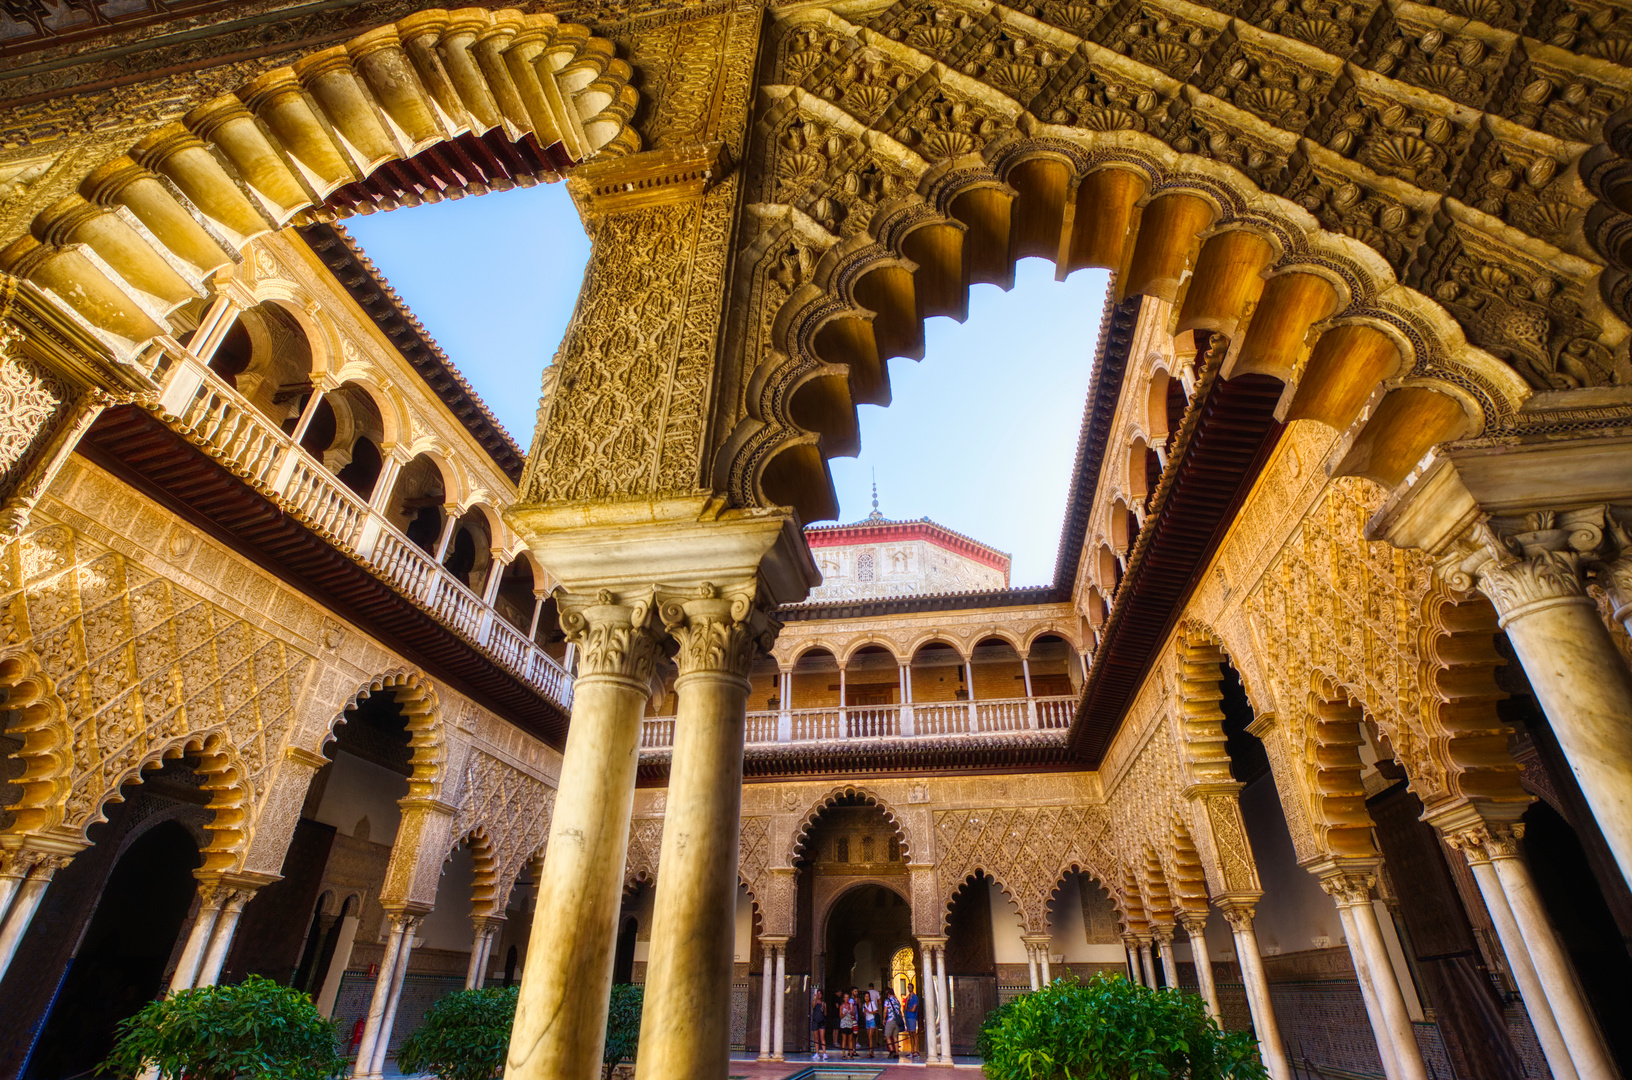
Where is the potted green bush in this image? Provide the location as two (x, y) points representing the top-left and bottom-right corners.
(979, 972), (1267, 1080)
(396, 987), (519, 1080)
(101, 975), (344, 1080)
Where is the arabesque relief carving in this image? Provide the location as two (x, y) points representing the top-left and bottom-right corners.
(0, 524), (314, 865)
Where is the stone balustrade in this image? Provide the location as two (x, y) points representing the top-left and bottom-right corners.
(638, 694), (1077, 751)
(154, 353), (574, 712)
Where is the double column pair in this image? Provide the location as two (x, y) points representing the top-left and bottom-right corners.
(916, 937), (953, 1063)
(506, 581), (778, 1080)
(1435, 808), (1618, 1080)
(0, 843), (75, 980)
(354, 910), (423, 1080)
(1021, 934), (1052, 989)
(755, 938), (786, 1060)
(168, 876), (260, 993)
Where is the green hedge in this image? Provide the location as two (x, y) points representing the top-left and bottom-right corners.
(978, 973), (1268, 1080)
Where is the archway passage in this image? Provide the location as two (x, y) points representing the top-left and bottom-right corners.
(824, 883), (913, 999)
(26, 820), (200, 1080)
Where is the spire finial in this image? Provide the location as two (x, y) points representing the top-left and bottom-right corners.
(872, 470), (879, 514)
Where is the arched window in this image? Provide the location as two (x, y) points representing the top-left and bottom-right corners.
(837, 836), (850, 862)
(888, 837), (901, 861)
(857, 552), (875, 582)
(862, 835), (875, 862)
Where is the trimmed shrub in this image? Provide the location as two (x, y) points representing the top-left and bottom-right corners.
(100, 975), (344, 1080)
(396, 987), (519, 1080)
(979, 972), (1267, 1080)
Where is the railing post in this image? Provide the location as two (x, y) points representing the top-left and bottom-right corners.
(1022, 657), (1038, 728)
(158, 356), (208, 417)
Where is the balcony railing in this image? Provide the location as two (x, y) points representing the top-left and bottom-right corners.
(156, 356), (574, 712)
(638, 695), (1078, 751)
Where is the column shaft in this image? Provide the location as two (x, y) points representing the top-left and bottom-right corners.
(1040, 949), (1052, 986)
(1026, 945), (1039, 990)
(317, 913), (361, 1018)
(1462, 858), (1577, 1080)
(1156, 936), (1178, 991)
(353, 919), (405, 1078)
(508, 652), (650, 1080)
(1347, 899), (1426, 1080)
(1335, 903), (1403, 1080)
(1499, 599), (1632, 887)
(935, 946), (952, 1061)
(196, 892), (250, 987)
(1139, 943), (1157, 989)
(1182, 920), (1222, 1022)
(1490, 853), (1619, 1080)
(467, 924), (488, 990)
(757, 949), (773, 1060)
(634, 666), (750, 1080)
(1228, 914), (1290, 1080)
(921, 947), (940, 1063)
(368, 926), (417, 1078)
(772, 946), (787, 1060)
(169, 892), (224, 992)
(0, 876), (49, 980)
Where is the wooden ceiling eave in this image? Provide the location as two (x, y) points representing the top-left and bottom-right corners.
(636, 732), (1078, 784)
(77, 404), (571, 747)
(1068, 369), (1286, 764)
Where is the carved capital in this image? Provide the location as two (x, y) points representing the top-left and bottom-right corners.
(0, 846), (71, 881)
(658, 579), (781, 679)
(1316, 867), (1377, 906)
(1437, 508), (1607, 622)
(1216, 897), (1259, 930)
(1593, 506), (1632, 619)
(1442, 820), (1525, 863)
(1149, 925), (1175, 947)
(557, 587), (665, 683)
(1177, 911), (1210, 938)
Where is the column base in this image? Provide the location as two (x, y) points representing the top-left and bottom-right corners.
(769, 1054), (785, 1062)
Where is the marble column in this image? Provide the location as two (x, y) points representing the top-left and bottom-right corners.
(1178, 914), (1221, 1021)
(1475, 822), (1617, 1080)
(196, 886), (254, 987)
(757, 944), (774, 1060)
(353, 912), (410, 1079)
(467, 917), (498, 989)
(507, 590), (664, 1080)
(1440, 510), (1632, 886)
(1220, 900), (1290, 1080)
(316, 909), (361, 1018)
(635, 582), (772, 1080)
(1438, 822), (1577, 1080)
(1153, 927), (1179, 991)
(0, 849), (66, 981)
(1319, 870), (1420, 1080)
(920, 939), (942, 1063)
(367, 914), (420, 1080)
(1025, 942), (1040, 990)
(1123, 938), (1142, 985)
(935, 944), (953, 1062)
(1039, 947), (1052, 986)
(772, 943), (787, 1060)
(1138, 939), (1158, 989)
(169, 882), (227, 992)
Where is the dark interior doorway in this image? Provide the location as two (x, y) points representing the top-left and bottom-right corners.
(26, 820), (200, 1080)
(823, 884), (911, 997)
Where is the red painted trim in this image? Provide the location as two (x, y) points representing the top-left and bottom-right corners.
(804, 520), (1011, 574)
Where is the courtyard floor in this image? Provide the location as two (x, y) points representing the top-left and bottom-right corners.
(726, 1052), (985, 1077)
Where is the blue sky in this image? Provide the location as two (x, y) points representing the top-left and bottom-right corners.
(346, 183), (1108, 586)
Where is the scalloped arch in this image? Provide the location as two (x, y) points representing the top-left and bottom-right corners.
(720, 0), (1553, 522)
(331, 668), (447, 800)
(0, 7), (640, 353)
(789, 784), (917, 865)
